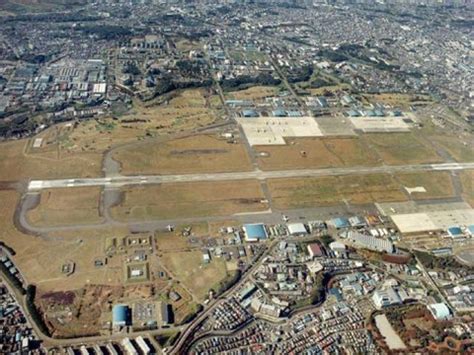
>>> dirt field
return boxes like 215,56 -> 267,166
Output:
268,174 -> 407,209
362,133 -> 442,165
460,170 -> 473,207
111,180 -> 267,221
0,139 -> 102,181
161,250 -> 228,301
114,134 -> 253,175
255,137 -> 379,170
27,187 -> 103,227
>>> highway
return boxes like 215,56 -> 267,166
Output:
28,162 -> 474,190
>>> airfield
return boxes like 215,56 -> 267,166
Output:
0,87 -> 473,339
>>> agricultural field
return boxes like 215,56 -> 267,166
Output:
111,180 -> 267,221
27,187 -> 103,227
361,133 -> 442,165
395,172 -> 455,200
161,250 -> 228,301
268,174 -> 407,209
113,134 -> 253,175
255,137 -> 379,171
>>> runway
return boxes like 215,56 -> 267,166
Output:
27,162 -> 474,190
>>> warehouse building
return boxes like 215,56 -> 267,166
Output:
428,303 -> 451,321
243,223 -> 268,242
112,304 -> 131,327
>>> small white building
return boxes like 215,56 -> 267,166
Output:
287,223 -> 308,236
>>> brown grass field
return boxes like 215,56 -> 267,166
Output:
114,134 -> 253,175
27,187 -> 103,227
460,170 -> 473,207
0,191 -> 124,291
268,174 -> 407,209
361,133 -> 442,165
111,180 -> 267,221
361,93 -> 432,109
255,137 -> 379,170
0,139 -> 102,181
161,250 -> 228,301
225,86 -> 279,101
395,172 -> 455,200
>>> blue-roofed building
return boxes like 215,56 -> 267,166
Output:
272,109 -> 287,117
243,223 -> 268,242
242,109 -> 259,118
287,111 -> 302,117
112,305 -> 130,327
447,226 -> 463,238
328,288 -> 343,301
329,217 -> 350,229
345,110 -> 360,117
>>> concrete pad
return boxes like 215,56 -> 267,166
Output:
349,116 -> 410,132
238,116 -> 323,146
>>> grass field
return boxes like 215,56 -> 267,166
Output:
268,174 -> 407,209
27,187 -> 102,227
225,86 -> 280,101
0,191 -> 124,291
460,170 -> 473,207
111,180 -> 267,221
362,133 -> 442,165
114,134 -> 253,175
396,172 -> 455,200
361,93 -> 432,109
161,250 -> 228,301
155,223 -> 209,252
255,137 -> 379,170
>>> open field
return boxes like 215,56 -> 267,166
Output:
0,139 -> 102,181
361,133 -> 442,165
114,134 -> 253,175
255,137 -> 379,170
155,223 -> 209,252
268,174 -> 407,209
0,191 -> 124,291
361,93 -> 432,109
111,180 -> 267,221
395,172 -> 455,200
225,86 -> 280,101
27,187 -> 103,227
161,250 -> 228,301
460,170 -> 473,207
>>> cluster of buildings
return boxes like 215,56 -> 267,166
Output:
0,282 -> 41,354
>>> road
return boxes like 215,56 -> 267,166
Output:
28,162 -> 474,190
